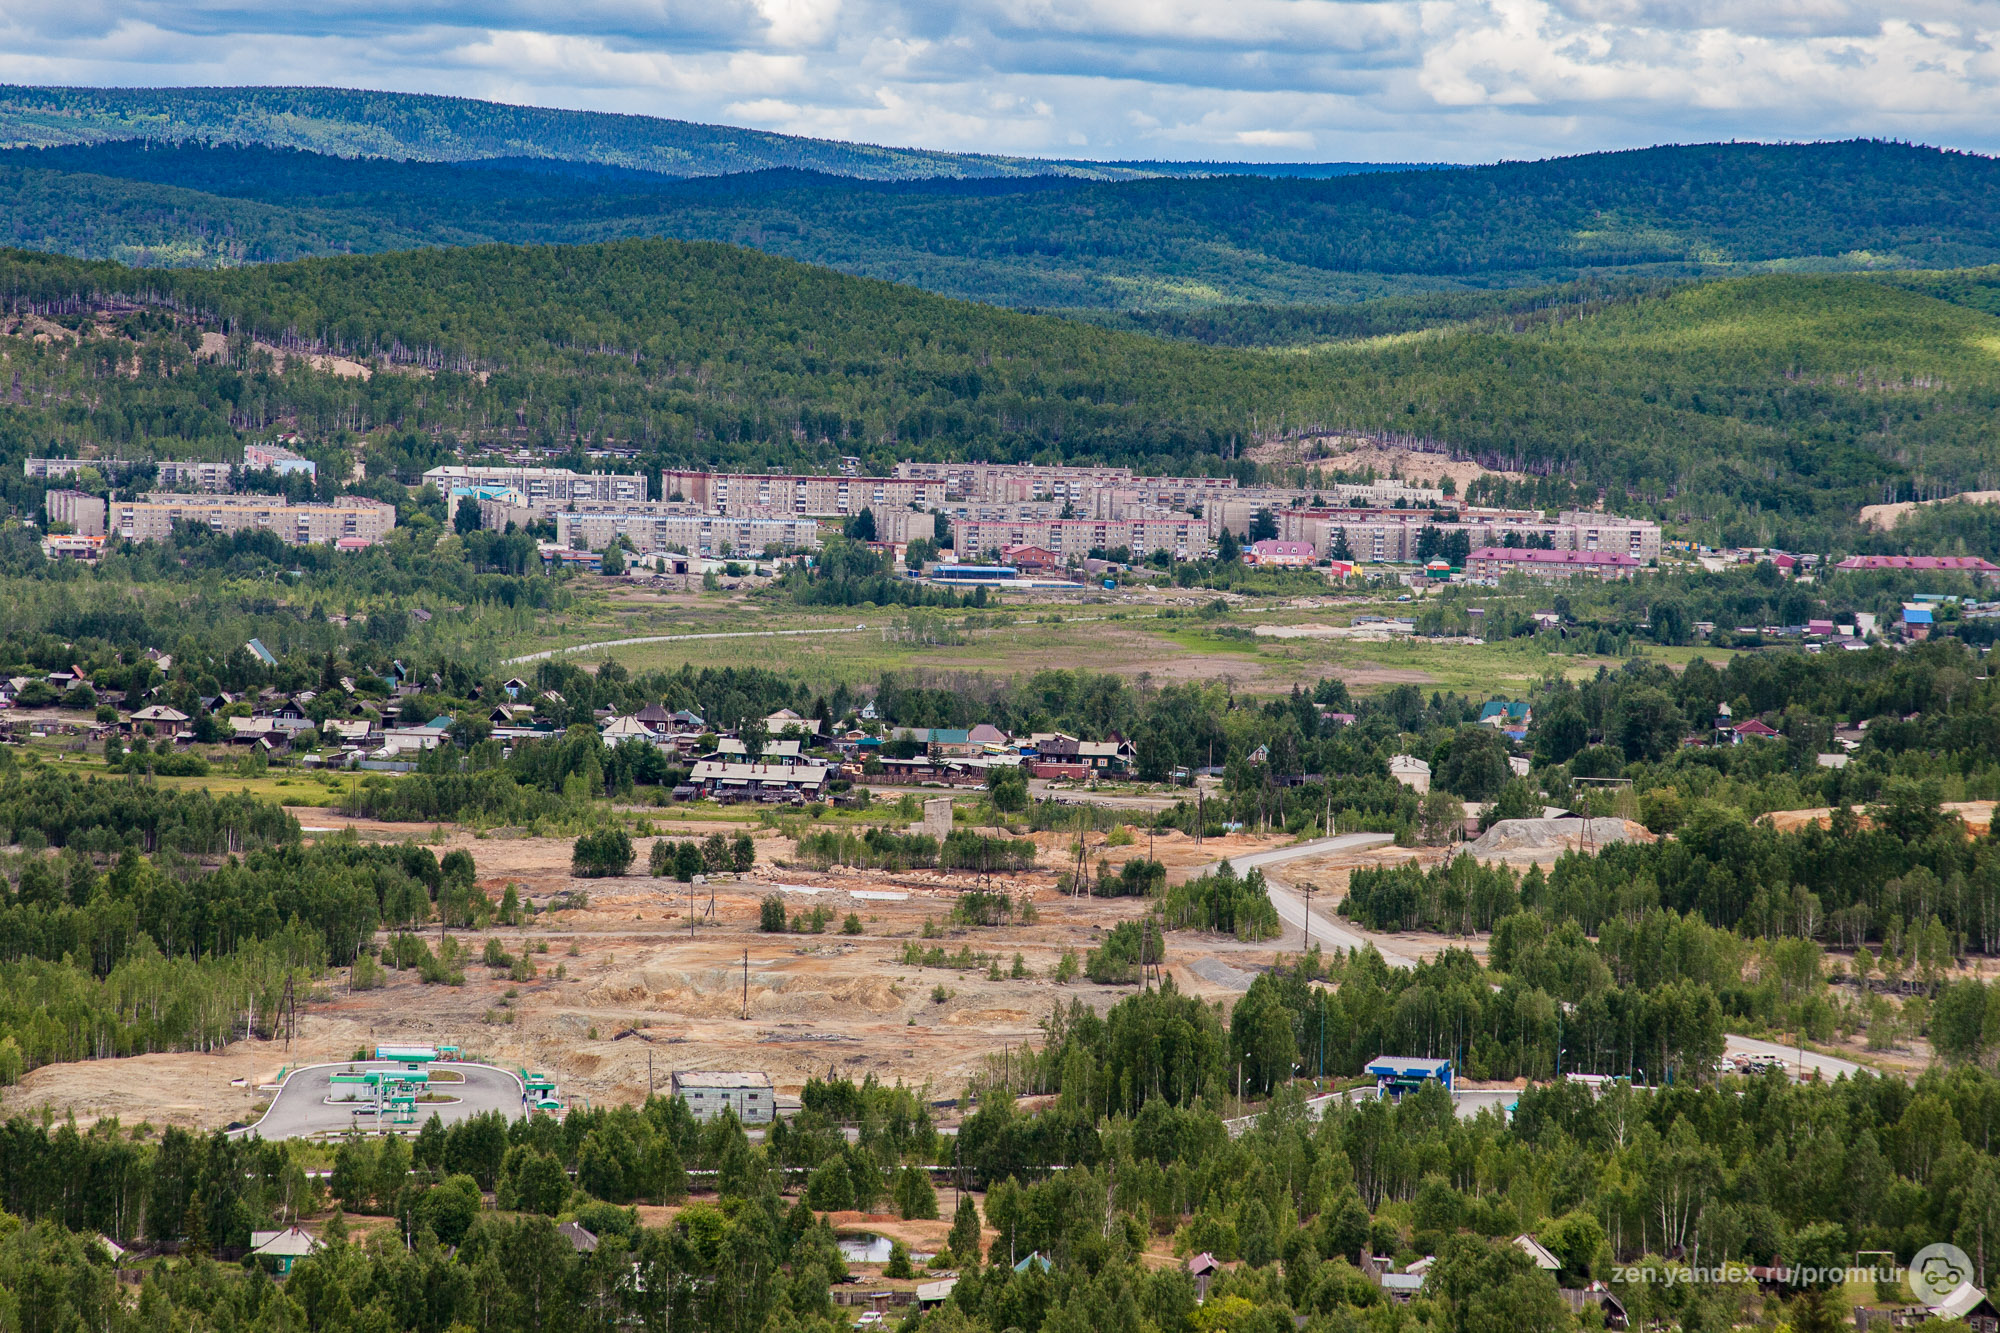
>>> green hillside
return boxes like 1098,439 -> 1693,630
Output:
0,138 -> 1994,313
4,241 -> 1997,550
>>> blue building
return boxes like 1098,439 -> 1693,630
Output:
1365,1056 -> 1455,1098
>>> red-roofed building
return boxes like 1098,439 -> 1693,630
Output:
1244,539 -> 1316,567
1734,719 -> 1779,738
1834,555 -> 2000,580
1467,547 -> 1641,581
1000,544 -> 1062,573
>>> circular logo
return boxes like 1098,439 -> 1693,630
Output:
1909,1243 -> 1974,1306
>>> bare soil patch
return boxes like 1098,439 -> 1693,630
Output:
19,821 -> 1266,1133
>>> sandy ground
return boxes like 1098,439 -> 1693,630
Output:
1763,801 -> 1995,835
1248,434 -> 1526,492
11,820 -> 1303,1133
1858,491 -> 2000,530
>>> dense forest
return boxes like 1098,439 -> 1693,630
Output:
3,242 -> 2000,547
0,138 -> 1995,311
3,984 -> 1999,1332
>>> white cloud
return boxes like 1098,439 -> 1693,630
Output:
0,0 -> 1995,161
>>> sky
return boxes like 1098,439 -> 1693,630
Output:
1,0 -> 1997,163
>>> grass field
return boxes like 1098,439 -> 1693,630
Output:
518,585 -> 1729,699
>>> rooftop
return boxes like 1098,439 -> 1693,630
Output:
673,1070 -> 773,1089
1469,547 -> 1640,567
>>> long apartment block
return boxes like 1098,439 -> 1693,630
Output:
425,465 -> 648,512
895,461 -> 1237,506
660,471 -> 945,516
1256,507 -> 1661,563
952,516 -> 1212,561
554,509 -> 824,557
115,494 -> 397,546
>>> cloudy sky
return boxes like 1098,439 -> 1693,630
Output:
1,0 -> 1996,163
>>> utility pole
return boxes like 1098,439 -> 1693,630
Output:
648,1048 -> 654,1098
741,950 -> 748,1020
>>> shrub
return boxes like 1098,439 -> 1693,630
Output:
649,840 -> 674,876
842,913 -> 863,935
673,840 -> 703,882
572,827 -> 634,877
759,895 -> 788,931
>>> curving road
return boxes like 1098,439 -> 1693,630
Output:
1200,833 -> 1890,1083
1202,832 -> 1422,967
232,1062 -> 528,1140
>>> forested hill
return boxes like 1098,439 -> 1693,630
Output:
0,135 -> 1993,311
0,85 -> 1409,182
5,241 -> 2000,548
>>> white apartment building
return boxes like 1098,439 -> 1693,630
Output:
25,457 -> 145,480
425,466 -> 647,516
114,494 -> 396,546
155,459 -> 237,491
953,516 -> 1211,561
660,470 -> 944,516
555,509 -> 823,557
894,461 -> 1237,507
1260,507 -> 1661,564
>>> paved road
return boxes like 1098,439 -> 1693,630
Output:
1724,1034 -> 1862,1081
1200,832 -> 1423,967
233,1062 -> 528,1140
1200,834 -> 1888,1084
1225,1085 -> 1519,1136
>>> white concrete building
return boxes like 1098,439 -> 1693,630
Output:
672,1070 -> 775,1123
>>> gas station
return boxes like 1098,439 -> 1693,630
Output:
234,1042 -> 560,1141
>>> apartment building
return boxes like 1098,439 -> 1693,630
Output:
1467,547 -> 1641,581
660,470 -> 945,516
155,459 -> 237,491
1258,507 -> 1661,564
114,494 -> 396,546
24,456 -> 146,480
1205,481 -> 1446,533
1555,511 -> 1663,562
44,489 -> 106,536
953,516 -> 1211,561
894,461 -> 1237,506
554,509 -> 823,557
424,465 -> 647,516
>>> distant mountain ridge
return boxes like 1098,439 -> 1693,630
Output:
0,84 -> 1434,182
0,136 -> 1994,316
